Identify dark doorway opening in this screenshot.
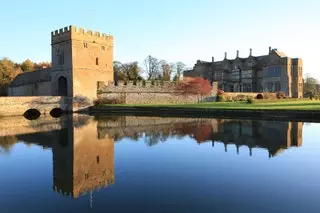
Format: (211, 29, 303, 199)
(58, 76, 68, 96)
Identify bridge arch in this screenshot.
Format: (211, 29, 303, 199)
(50, 108, 65, 118)
(58, 76, 68, 96)
(23, 109, 41, 120)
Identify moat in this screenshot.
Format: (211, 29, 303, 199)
(0, 115, 319, 213)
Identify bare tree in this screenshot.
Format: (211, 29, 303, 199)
(160, 60, 173, 81)
(175, 62, 186, 80)
(144, 55, 160, 80)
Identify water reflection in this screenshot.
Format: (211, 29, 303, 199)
(0, 115, 304, 200)
(97, 116, 303, 157)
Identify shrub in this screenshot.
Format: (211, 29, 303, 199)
(276, 91, 286, 99)
(235, 94, 247, 101)
(256, 94, 264, 99)
(142, 80, 146, 87)
(225, 95, 233, 102)
(258, 92, 271, 99)
(247, 97, 254, 104)
(217, 95, 226, 102)
(93, 97, 125, 106)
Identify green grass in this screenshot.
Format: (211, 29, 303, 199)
(94, 99, 320, 111)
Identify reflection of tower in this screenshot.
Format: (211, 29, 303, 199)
(52, 115, 115, 200)
(291, 122, 303, 147)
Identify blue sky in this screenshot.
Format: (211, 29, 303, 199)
(1, 0, 319, 79)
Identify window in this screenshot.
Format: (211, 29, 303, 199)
(96, 57, 99, 65)
(96, 156, 100, 164)
(243, 84, 252, 92)
(58, 52, 64, 65)
(275, 82, 281, 91)
(101, 46, 105, 51)
(299, 83, 303, 91)
(266, 66, 281, 77)
(267, 82, 273, 91)
(83, 42, 88, 48)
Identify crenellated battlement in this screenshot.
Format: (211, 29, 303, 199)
(71, 25, 113, 41)
(97, 80, 179, 92)
(51, 25, 113, 41)
(51, 26, 72, 37)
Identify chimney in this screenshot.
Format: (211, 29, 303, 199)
(224, 52, 227, 59)
(269, 46, 272, 54)
(249, 48, 252, 56)
(236, 50, 239, 58)
(212, 56, 214, 63)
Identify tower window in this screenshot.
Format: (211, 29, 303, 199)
(96, 57, 99, 65)
(83, 42, 88, 48)
(101, 46, 105, 51)
(58, 52, 64, 65)
(96, 155, 100, 164)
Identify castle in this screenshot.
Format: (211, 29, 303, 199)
(7, 26, 303, 104)
(183, 48, 303, 98)
(8, 25, 114, 101)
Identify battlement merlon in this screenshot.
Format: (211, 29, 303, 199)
(51, 25, 113, 45)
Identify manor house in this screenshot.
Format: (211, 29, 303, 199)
(183, 47, 303, 98)
(8, 25, 114, 100)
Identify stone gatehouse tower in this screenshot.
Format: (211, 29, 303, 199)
(9, 25, 114, 101)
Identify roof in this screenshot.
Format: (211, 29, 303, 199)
(273, 49, 286, 57)
(9, 68, 52, 87)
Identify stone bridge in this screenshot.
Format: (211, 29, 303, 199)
(0, 96, 73, 117)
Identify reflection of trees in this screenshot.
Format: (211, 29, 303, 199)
(0, 136, 18, 154)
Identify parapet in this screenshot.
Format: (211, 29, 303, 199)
(51, 25, 113, 44)
(98, 80, 178, 91)
(51, 26, 72, 37)
(71, 25, 113, 41)
(98, 80, 173, 95)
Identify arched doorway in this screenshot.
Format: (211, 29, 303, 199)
(58, 76, 68, 96)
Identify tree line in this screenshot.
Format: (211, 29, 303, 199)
(114, 55, 186, 82)
(303, 73, 320, 96)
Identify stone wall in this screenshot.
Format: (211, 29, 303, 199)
(0, 96, 71, 116)
(8, 81, 52, 96)
(97, 81, 217, 104)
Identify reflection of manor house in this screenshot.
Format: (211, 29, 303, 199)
(97, 116, 303, 157)
(183, 47, 303, 98)
(208, 120, 303, 157)
(8, 26, 114, 101)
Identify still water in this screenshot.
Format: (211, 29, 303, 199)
(0, 115, 319, 213)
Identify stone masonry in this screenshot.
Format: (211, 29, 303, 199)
(184, 47, 303, 98)
(8, 25, 114, 102)
(97, 80, 218, 104)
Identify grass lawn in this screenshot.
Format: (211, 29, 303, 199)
(95, 99, 320, 111)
